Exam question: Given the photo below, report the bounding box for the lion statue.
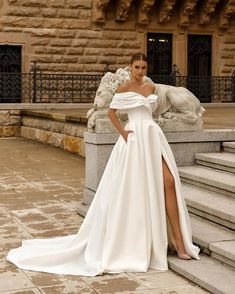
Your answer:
[87,67,205,131]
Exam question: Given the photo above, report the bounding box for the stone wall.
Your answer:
[21,111,87,157]
[0,108,87,157]
[220,35,235,75]
[0,0,234,75]
[0,110,21,136]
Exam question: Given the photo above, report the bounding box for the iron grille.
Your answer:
[149,75,235,103]
[31,73,102,103]
[0,72,234,103]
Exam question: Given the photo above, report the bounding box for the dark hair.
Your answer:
[130,53,147,64]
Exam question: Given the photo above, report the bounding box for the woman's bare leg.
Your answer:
[162,157,191,259]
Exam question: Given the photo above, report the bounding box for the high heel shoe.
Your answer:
[169,240,192,260]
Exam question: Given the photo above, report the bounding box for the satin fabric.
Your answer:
[7,92,200,276]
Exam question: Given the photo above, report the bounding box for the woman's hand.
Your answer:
[121,130,133,142]
[108,109,133,142]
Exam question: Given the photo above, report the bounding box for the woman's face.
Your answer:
[130,60,147,80]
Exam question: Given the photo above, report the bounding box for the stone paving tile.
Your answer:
[0,270,34,292]
[128,270,210,293]
[128,270,191,289]
[0,223,32,251]
[0,138,209,294]
[23,271,86,287]
[1,202,37,210]
[10,208,54,222]
[0,289,41,294]
[39,285,98,294]
[82,273,151,294]
[23,271,95,294]
[151,285,210,293]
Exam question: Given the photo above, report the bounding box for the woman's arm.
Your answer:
[108,108,132,142]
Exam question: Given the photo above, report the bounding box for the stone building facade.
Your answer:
[0,0,234,76]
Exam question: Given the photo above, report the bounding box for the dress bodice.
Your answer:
[109,92,158,122]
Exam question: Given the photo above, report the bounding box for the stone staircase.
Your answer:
[168,141,235,294]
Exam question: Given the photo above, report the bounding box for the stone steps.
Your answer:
[77,202,88,217]
[195,152,235,173]
[176,143,235,293]
[80,140,235,293]
[168,254,235,294]
[182,183,235,230]
[223,141,235,153]
[179,165,235,199]
[190,214,235,268]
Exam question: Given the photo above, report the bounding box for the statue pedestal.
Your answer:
[93,117,203,133]
[158,118,203,132]
[83,131,119,205]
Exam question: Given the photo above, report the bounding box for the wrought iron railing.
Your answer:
[0,72,234,103]
[30,73,102,103]
[0,72,102,103]
[149,75,235,103]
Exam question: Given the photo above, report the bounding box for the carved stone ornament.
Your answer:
[199,0,220,25]
[93,0,111,23]
[87,67,205,132]
[116,0,133,22]
[138,0,155,24]
[219,0,235,28]
[179,0,198,26]
[158,0,177,24]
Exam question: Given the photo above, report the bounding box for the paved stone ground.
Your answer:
[0,138,209,294]
[202,106,235,129]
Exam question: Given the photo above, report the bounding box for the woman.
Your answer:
[7,53,199,276]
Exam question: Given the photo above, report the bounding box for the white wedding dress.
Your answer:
[7,92,200,276]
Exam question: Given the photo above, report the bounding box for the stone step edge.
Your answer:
[190,214,235,268]
[223,142,235,149]
[77,203,89,218]
[185,192,235,225]
[182,183,235,224]
[190,213,235,247]
[224,146,235,153]
[187,204,235,231]
[211,251,235,270]
[180,176,235,199]
[195,152,235,166]
[223,142,235,153]
[195,159,235,174]
[179,167,235,193]
[195,152,235,172]
[168,254,235,294]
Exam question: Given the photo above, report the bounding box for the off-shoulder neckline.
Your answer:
[115,91,157,99]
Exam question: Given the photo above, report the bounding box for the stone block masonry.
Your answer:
[0,0,143,74]
[0,108,87,157]
[0,110,21,137]
[21,126,85,156]
[0,0,234,75]
[20,110,87,157]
